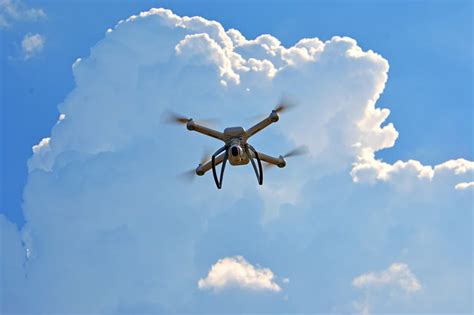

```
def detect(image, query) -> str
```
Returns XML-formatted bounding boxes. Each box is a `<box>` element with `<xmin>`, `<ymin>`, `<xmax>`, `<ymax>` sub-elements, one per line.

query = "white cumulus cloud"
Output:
<box><xmin>198</xmin><ymin>256</ymin><xmax>282</xmax><ymax>292</ymax></box>
<box><xmin>455</xmin><ymin>181</ymin><xmax>474</xmax><ymax>190</ymax></box>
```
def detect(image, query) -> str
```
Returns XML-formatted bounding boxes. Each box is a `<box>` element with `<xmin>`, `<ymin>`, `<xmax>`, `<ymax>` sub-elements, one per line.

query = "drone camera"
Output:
<box><xmin>231</xmin><ymin>146</ymin><xmax>239</xmax><ymax>157</ymax></box>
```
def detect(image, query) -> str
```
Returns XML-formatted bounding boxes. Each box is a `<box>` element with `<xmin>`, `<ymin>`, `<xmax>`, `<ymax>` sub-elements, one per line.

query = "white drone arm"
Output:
<box><xmin>252</xmin><ymin>150</ymin><xmax>286</xmax><ymax>168</ymax></box>
<box><xmin>245</xmin><ymin>111</ymin><xmax>279</xmax><ymax>139</ymax></box>
<box><xmin>186</xmin><ymin>120</ymin><xmax>224</xmax><ymax>141</ymax></box>
<box><xmin>196</xmin><ymin>152</ymin><xmax>226</xmax><ymax>175</ymax></box>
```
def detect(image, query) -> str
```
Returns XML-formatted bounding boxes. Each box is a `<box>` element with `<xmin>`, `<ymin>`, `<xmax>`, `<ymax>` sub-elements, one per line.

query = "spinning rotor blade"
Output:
<box><xmin>263</xmin><ymin>162</ymin><xmax>276</xmax><ymax>170</ymax></box>
<box><xmin>178</xmin><ymin>148</ymin><xmax>212</xmax><ymax>182</ymax></box>
<box><xmin>163</xmin><ymin>110</ymin><xmax>219</xmax><ymax>127</ymax></box>
<box><xmin>274</xmin><ymin>102</ymin><xmax>294</xmax><ymax>114</ymax></box>
<box><xmin>199</xmin><ymin>148</ymin><xmax>212</xmax><ymax>164</ymax></box>
<box><xmin>164</xmin><ymin>110</ymin><xmax>189</xmax><ymax>125</ymax></box>
<box><xmin>283</xmin><ymin>145</ymin><xmax>309</xmax><ymax>158</ymax></box>
<box><xmin>274</xmin><ymin>96</ymin><xmax>297</xmax><ymax>114</ymax></box>
<box><xmin>265</xmin><ymin>145</ymin><xmax>309</xmax><ymax>169</ymax></box>
<box><xmin>249</xmin><ymin>96</ymin><xmax>297</xmax><ymax>123</ymax></box>
<box><xmin>179</xmin><ymin>169</ymin><xmax>197</xmax><ymax>182</ymax></box>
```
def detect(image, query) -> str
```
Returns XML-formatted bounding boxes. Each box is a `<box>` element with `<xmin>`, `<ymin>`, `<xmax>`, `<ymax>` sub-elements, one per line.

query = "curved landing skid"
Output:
<box><xmin>211</xmin><ymin>144</ymin><xmax>263</xmax><ymax>189</ymax></box>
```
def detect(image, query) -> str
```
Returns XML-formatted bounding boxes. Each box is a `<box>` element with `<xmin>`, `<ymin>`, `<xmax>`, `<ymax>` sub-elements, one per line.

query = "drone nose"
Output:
<box><xmin>231</xmin><ymin>146</ymin><xmax>239</xmax><ymax>157</ymax></box>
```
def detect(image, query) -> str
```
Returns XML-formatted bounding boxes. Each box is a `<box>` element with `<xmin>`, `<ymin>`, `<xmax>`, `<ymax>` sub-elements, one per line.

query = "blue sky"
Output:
<box><xmin>1</xmin><ymin>0</ymin><xmax>472</xmax><ymax>313</ymax></box>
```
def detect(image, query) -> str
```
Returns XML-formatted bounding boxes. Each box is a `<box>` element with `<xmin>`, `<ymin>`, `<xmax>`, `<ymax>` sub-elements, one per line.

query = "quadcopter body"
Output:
<box><xmin>171</xmin><ymin>105</ymin><xmax>305</xmax><ymax>189</ymax></box>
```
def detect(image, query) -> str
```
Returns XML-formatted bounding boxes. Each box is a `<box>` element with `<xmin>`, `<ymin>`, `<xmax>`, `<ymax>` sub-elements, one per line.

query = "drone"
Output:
<box><xmin>167</xmin><ymin>103</ymin><xmax>307</xmax><ymax>189</ymax></box>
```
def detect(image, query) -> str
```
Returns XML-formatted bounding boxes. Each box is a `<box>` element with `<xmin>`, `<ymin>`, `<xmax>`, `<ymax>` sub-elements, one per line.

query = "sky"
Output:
<box><xmin>0</xmin><ymin>0</ymin><xmax>472</xmax><ymax>314</ymax></box>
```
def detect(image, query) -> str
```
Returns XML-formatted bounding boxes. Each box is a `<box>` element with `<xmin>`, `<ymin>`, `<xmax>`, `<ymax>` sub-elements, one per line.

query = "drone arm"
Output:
<box><xmin>187</xmin><ymin>120</ymin><xmax>224</xmax><ymax>141</ymax></box>
<box><xmin>245</xmin><ymin>111</ymin><xmax>279</xmax><ymax>139</ymax></box>
<box><xmin>196</xmin><ymin>152</ymin><xmax>225</xmax><ymax>175</ymax></box>
<box><xmin>252</xmin><ymin>150</ymin><xmax>286</xmax><ymax>168</ymax></box>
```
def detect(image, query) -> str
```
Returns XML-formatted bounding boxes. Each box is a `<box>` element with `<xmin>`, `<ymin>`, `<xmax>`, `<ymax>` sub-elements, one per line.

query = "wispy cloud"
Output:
<box><xmin>198</xmin><ymin>256</ymin><xmax>282</xmax><ymax>292</ymax></box>
<box><xmin>0</xmin><ymin>0</ymin><xmax>46</xmax><ymax>28</ymax></box>
<box><xmin>352</xmin><ymin>263</ymin><xmax>421</xmax><ymax>314</ymax></box>
<box><xmin>21</xmin><ymin>33</ymin><xmax>45</xmax><ymax>59</ymax></box>
<box><xmin>353</xmin><ymin>262</ymin><xmax>421</xmax><ymax>293</ymax></box>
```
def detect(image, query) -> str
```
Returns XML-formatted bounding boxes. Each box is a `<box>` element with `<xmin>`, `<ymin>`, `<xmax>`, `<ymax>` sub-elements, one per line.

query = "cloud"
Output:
<box><xmin>351</xmin><ymin>150</ymin><xmax>473</xmax><ymax>190</ymax></box>
<box><xmin>28</xmin><ymin>137</ymin><xmax>51</xmax><ymax>170</ymax></box>
<box><xmin>0</xmin><ymin>0</ymin><xmax>46</xmax><ymax>28</ymax></box>
<box><xmin>455</xmin><ymin>181</ymin><xmax>474</xmax><ymax>190</ymax></box>
<box><xmin>21</xmin><ymin>33</ymin><xmax>45</xmax><ymax>59</ymax></box>
<box><xmin>198</xmin><ymin>256</ymin><xmax>282</xmax><ymax>292</ymax></box>
<box><xmin>31</xmin><ymin>137</ymin><xmax>50</xmax><ymax>154</ymax></box>
<box><xmin>353</xmin><ymin>262</ymin><xmax>421</xmax><ymax>293</ymax></box>
<box><xmin>1</xmin><ymin>7</ymin><xmax>471</xmax><ymax>314</ymax></box>
<box><xmin>351</xmin><ymin>263</ymin><xmax>422</xmax><ymax>314</ymax></box>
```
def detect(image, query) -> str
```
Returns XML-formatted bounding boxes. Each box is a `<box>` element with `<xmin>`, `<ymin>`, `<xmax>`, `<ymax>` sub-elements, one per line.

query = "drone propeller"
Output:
<box><xmin>264</xmin><ymin>145</ymin><xmax>309</xmax><ymax>169</ymax></box>
<box><xmin>165</xmin><ymin>111</ymin><xmax>190</xmax><ymax>125</ymax></box>
<box><xmin>179</xmin><ymin>168</ymin><xmax>198</xmax><ymax>182</ymax></box>
<box><xmin>249</xmin><ymin>96</ymin><xmax>297</xmax><ymax>123</ymax></box>
<box><xmin>198</xmin><ymin>148</ymin><xmax>212</xmax><ymax>165</ymax></box>
<box><xmin>178</xmin><ymin>149</ymin><xmax>212</xmax><ymax>182</ymax></box>
<box><xmin>164</xmin><ymin>110</ymin><xmax>219</xmax><ymax>127</ymax></box>
<box><xmin>282</xmin><ymin>145</ymin><xmax>309</xmax><ymax>158</ymax></box>
<box><xmin>273</xmin><ymin>97</ymin><xmax>296</xmax><ymax>114</ymax></box>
